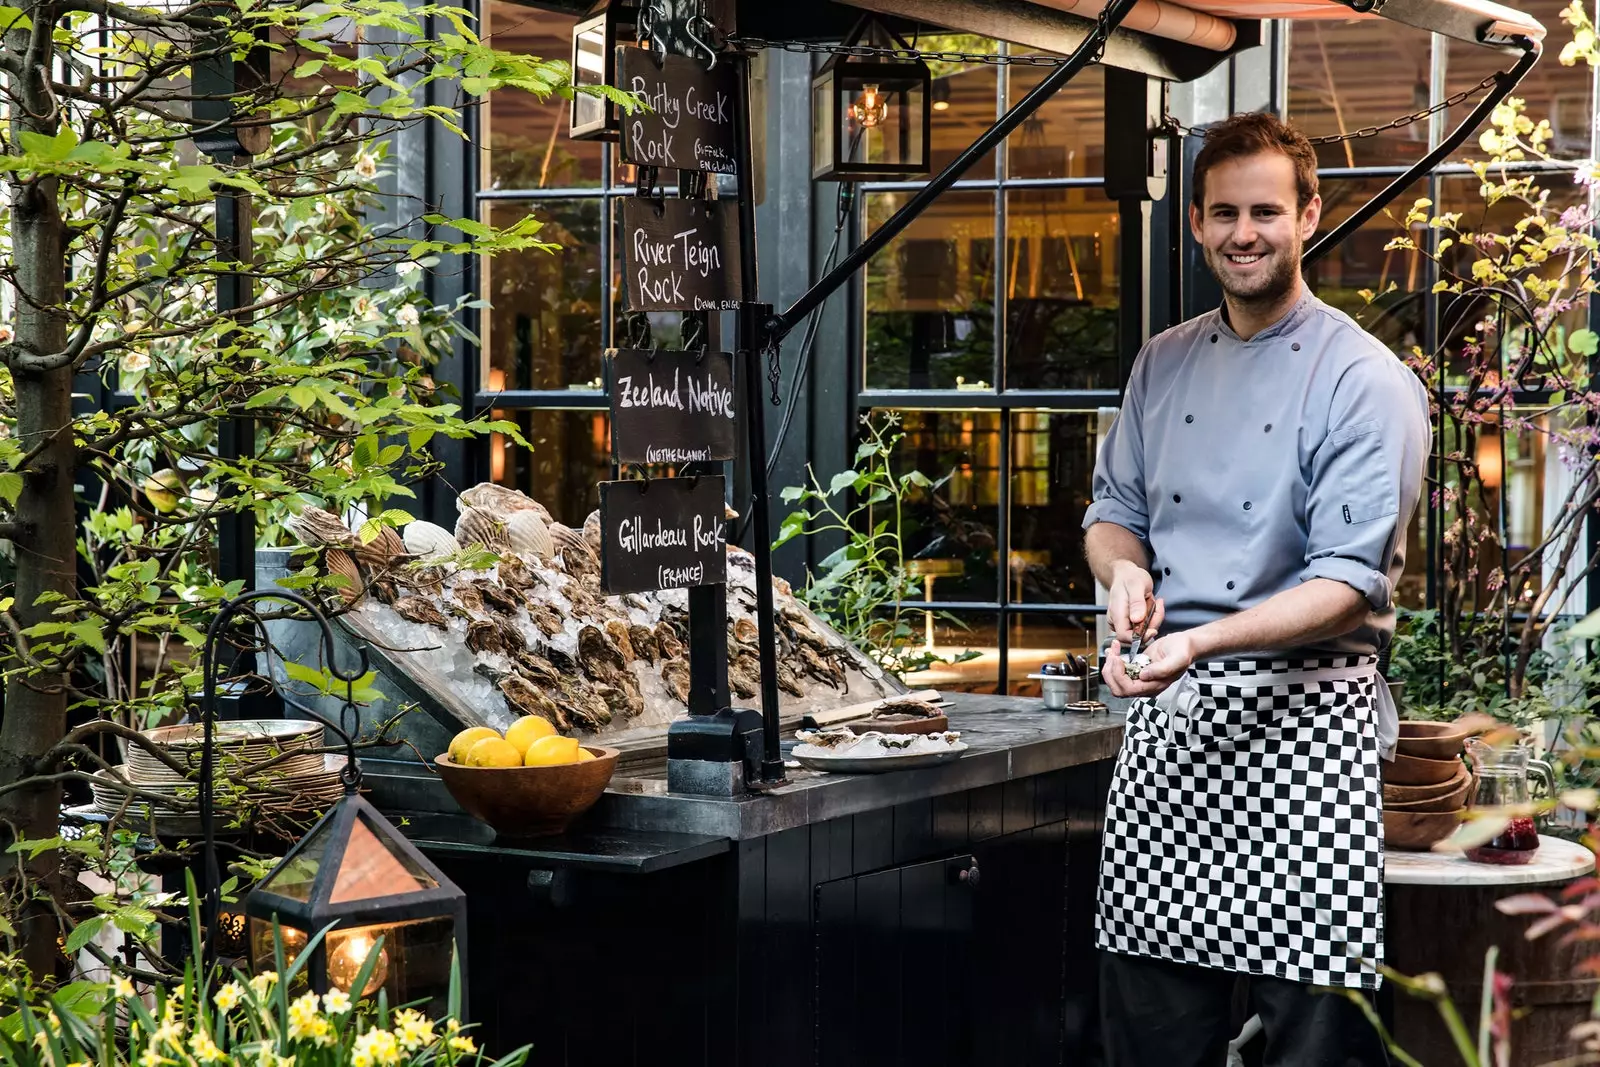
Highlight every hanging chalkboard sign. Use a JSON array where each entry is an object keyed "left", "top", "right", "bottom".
[
  {"left": 618, "top": 47, "right": 740, "bottom": 175},
  {"left": 622, "top": 198, "right": 743, "bottom": 312},
  {"left": 606, "top": 348, "right": 737, "bottom": 464},
  {"left": 600, "top": 476, "right": 728, "bottom": 594}
]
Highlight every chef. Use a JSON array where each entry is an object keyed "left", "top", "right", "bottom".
[{"left": 1083, "top": 111, "right": 1428, "bottom": 1065}]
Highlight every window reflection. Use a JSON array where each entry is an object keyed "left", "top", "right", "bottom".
[
  {"left": 489, "top": 413, "right": 609, "bottom": 527},
  {"left": 923, "top": 37, "right": 999, "bottom": 174},
  {"left": 481, "top": 3, "right": 603, "bottom": 189},
  {"left": 1286, "top": 17, "right": 1434, "bottom": 168},
  {"left": 1006, "top": 65, "right": 1104, "bottom": 178},
  {"left": 863, "top": 191, "right": 995, "bottom": 389},
  {"left": 899, "top": 613, "right": 999, "bottom": 694},
  {"left": 482, "top": 199, "right": 603, "bottom": 391},
  {"left": 1004, "top": 188, "right": 1120, "bottom": 389},
  {"left": 1305, "top": 178, "right": 1429, "bottom": 352},
  {"left": 1447, "top": 0, "right": 1591, "bottom": 161},
  {"left": 1009, "top": 410, "right": 1099, "bottom": 605},
  {"left": 1007, "top": 612, "right": 1100, "bottom": 697}
]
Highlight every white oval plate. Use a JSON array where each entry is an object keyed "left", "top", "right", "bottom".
[{"left": 791, "top": 742, "right": 967, "bottom": 775}]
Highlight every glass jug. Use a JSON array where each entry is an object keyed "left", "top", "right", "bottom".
[{"left": 1463, "top": 737, "right": 1553, "bottom": 864}]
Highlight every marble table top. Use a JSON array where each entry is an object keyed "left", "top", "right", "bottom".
[{"left": 1385, "top": 835, "right": 1595, "bottom": 887}]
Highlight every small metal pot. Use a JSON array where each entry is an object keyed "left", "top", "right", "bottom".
[{"left": 1029, "top": 672, "right": 1085, "bottom": 710}]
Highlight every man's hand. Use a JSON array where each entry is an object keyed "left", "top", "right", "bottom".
[
  {"left": 1103, "top": 632, "right": 1197, "bottom": 698},
  {"left": 1107, "top": 560, "right": 1164, "bottom": 644}
]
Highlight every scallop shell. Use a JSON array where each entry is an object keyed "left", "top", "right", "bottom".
[
  {"left": 287, "top": 506, "right": 355, "bottom": 548},
  {"left": 352, "top": 525, "right": 406, "bottom": 570},
  {"left": 506, "top": 511, "right": 554, "bottom": 559},
  {"left": 403, "top": 520, "right": 460, "bottom": 561},
  {"left": 323, "top": 548, "right": 363, "bottom": 602},
  {"left": 582, "top": 510, "right": 603, "bottom": 554},
  {"left": 455, "top": 507, "right": 510, "bottom": 553},
  {"left": 458, "top": 483, "right": 552, "bottom": 525}
]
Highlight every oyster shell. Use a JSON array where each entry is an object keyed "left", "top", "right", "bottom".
[
  {"left": 628, "top": 624, "right": 658, "bottom": 665},
  {"left": 372, "top": 577, "right": 399, "bottom": 605},
  {"left": 394, "top": 596, "right": 448, "bottom": 630},
  {"left": 527, "top": 603, "right": 565, "bottom": 637},
  {"left": 507, "top": 511, "right": 554, "bottom": 560},
  {"left": 595, "top": 675, "right": 644, "bottom": 719},
  {"left": 403, "top": 520, "right": 460, "bottom": 561},
  {"left": 577, "top": 624, "right": 627, "bottom": 680},
  {"left": 288, "top": 506, "right": 355, "bottom": 548},
  {"left": 500, "top": 674, "right": 565, "bottom": 730},
  {"left": 323, "top": 548, "right": 362, "bottom": 603},
  {"left": 514, "top": 652, "right": 562, "bottom": 689},
  {"left": 455, "top": 507, "right": 510, "bottom": 553},
  {"left": 497, "top": 555, "right": 537, "bottom": 592},
  {"left": 473, "top": 579, "right": 521, "bottom": 617},
  {"left": 603, "top": 619, "right": 635, "bottom": 662},
  {"left": 460, "top": 483, "right": 552, "bottom": 524},
  {"left": 465, "top": 619, "right": 506, "bottom": 656},
  {"left": 655, "top": 621, "right": 684, "bottom": 660},
  {"left": 454, "top": 583, "right": 484, "bottom": 615},
  {"left": 558, "top": 678, "right": 612, "bottom": 730},
  {"left": 660, "top": 658, "right": 690, "bottom": 704},
  {"left": 733, "top": 616, "right": 759, "bottom": 646},
  {"left": 729, "top": 664, "right": 758, "bottom": 699},
  {"left": 777, "top": 661, "right": 804, "bottom": 697}
]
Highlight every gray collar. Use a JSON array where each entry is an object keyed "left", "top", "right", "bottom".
[{"left": 1215, "top": 286, "right": 1318, "bottom": 344}]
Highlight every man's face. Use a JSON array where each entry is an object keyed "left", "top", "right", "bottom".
[{"left": 1188, "top": 152, "right": 1321, "bottom": 306}]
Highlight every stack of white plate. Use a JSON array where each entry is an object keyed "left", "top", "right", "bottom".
[{"left": 92, "top": 720, "right": 347, "bottom": 823}]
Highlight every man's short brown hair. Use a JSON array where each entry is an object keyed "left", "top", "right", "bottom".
[{"left": 1191, "top": 111, "right": 1319, "bottom": 212}]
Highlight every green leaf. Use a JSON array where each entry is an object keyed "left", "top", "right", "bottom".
[
  {"left": 63, "top": 915, "right": 108, "bottom": 955},
  {"left": 0, "top": 472, "right": 20, "bottom": 507},
  {"left": 0, "top": 7, "right": 34, "bottom": 31},
  {"left": 828, "top": 470, "right": 859, "bottom": 495},
  {"left": 1569, "top": 328, "right": 1598, "bottom": 357}
]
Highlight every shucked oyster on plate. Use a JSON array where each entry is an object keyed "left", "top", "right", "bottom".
[{"left": 793, "top": 729, "right": 965, "bottom": 758}]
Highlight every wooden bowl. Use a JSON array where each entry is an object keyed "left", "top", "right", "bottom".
[
  {"left": 1396, "top": 720, "right": 1472, "bottom": 761},
  {"left": 1384, "top": 773, "right": 1472, "bottom": 814},
  {"left": 1384, "top": 807, "right": 1464, "bottom": 851},
  {"left": 1384, "top": 752, "right": 1463, "bottom": 786},
  {"left": 1384, "top": 765, "right": 1470, "bottom": 805},
  {"left": 432, "top": 747, "right": 618, "bottom": 839}
]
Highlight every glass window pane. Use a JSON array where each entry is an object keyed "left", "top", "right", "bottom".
[
  {"left": 1006, "top": 64, "right": 1104, "bottom": 178},
  {"left": 1448, "top": 0, "right": 1591, "bottom": 160},
  {"left": 482, "top": 3, "right": 603, "bottom": 189},
  {"left": 1007, "top": 611, "right": 1100, "bottom": 697},
  {"left": 925, "top": 38, "right": 1000, "bottom": 174},
  {"left": 872, "top": 409, "right": 1000, "bottom": 603},
  {"left": 1304, "top": 177, "right": 1429, "bottom": 352},
  {"left": 1009, "top": 409, "right": 1099, "bottom": 605},
  {"left": 1286, "top": 18, "right": 1435, "bottom": 168},
  {"left": 1003, "top": 188, "right": 1120, "bottom": 389},
  {"left": 900, "top": 613, "right": 1000, "bottom": 694},
  {"left": 489, "top": 411, "right": 610, "bottom": 526},
  {"left": 863, "top": 191, "right": 995, "bottom": 389},
  {"left": 483, "top": 199, "right": 604, "bottom": 391}
]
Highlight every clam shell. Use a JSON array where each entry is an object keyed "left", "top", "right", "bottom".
[
  {"left": 287, "top": 506, "right": 355, "bottom": 548},
  {"left": 323, "top": 548, "right": 362, "bottom": 602},
  {"left": 506, "top": 511, "right": 554, "bottom": 559},
  {"left": 403, "top": 520, "right": 460, "bottom": 561},
  {"left": 352, "top": 525, "right": 406, "bottom": 570},
  {"left": 582, "top": 510, "right": 603, "bottom": 554},
  {"left": 455, "top": 507, "right": 510, "bottom": 553},
  {"left": 458, "top": 483, "right": 552, "bottom": 525}
]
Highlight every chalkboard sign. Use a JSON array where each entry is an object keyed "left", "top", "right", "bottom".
[
  {"left": 622, "top": 198, "right": 743, "bottom": 312},
  {"left": 606, "top": 348, "right": 737, "bottom": 464},
  {"left": 618, "top": 47, "right": 740, "bottom": 174},
  {"left": 600, "top": 476, "right": 728, "bottom": 595}
]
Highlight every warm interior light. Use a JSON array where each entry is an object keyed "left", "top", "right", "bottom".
[
  {"left": 851, "top": 83, "right": 889, "bottom": 128},
  {"left": 931, "top": 79, "right": 950, "bottom": 112},
  {"left": 488, "top": 368, "right": 506, "bottom": 482},
  {"left": 1476, "top": 426, "right": 1503, "bottom": 489},
  {"left": 327, "top": 928, "right": 391, "bottom": 997}
]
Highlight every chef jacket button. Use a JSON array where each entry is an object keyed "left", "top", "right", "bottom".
[
  {"left": 1210, "top": 334, "right": 1218, "bottom": 343},
  {"left": 1243, "top": 501, "right": 1252, "bottom": 510},
  {"left": 1185, "top": 414, "right": 1194, "bottom": 423},
  {"left": 1163, "top": 567, "right": 1171, "bottom": 576},
  {"left": 1173, "top": 494, "right": 1182, "bottom": 503},
  {"left": 1227, "top": 581, "right": 1236, "bottom": 590},
  {"left": 1264, "top": 423, "right": 1272, "bottom": 432},
  {"left": 1291, "top": 342, "right": 1301, "bottom": 351}
]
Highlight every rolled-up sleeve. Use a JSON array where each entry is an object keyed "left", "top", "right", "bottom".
[
  {"left": 1302, "top": 353, "right": 1429, "bottom": 610},
  {"left": 1082, "top": 347, "right": 1151, "bottom": 542}
]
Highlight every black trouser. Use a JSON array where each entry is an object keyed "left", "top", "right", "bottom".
[{"left": 1100, "top": 950, "right": 1389, "bottom": 1067}]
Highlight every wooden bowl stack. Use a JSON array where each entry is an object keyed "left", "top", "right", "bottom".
[{"left": 1383, "top": 721, "right": 1473, "bottom": 851}]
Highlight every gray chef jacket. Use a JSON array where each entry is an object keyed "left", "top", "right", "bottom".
[{"left": 1083, "top": 287, "right": 1430, "bottom": 666}]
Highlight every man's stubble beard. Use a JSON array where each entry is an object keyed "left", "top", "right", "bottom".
[{"left": 1204, "top": 239, "right": 1302, "bottom": 311}]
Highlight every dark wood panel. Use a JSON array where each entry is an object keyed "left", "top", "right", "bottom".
[
  {"left": 764, "top": 828, "right": 813, "bottom": 1067},
  {"left": 893, "top": 798, "right": 934, "bottom": 866},
  {"left": 856, "top": 868, "right": 903, "bottom": 1064},
  {"left": 853, "top": 805, "right": 894, "bottom": 874},
  {"left": 735, "top": 838, "right": 768, "bottom": 1067},
  {"left": 932, "top": 789, "right": 970, "bottom": 851},
  {"left": 1036, "top": 769, "right": 1068, "bottom": 827},
  {"left": 1002, "top": 776, "right": 1037, "bottom": 836},
  {"left": 816, "top": 877, "right": 858, "bottom": 1066},
  {"left": 969, "top": 783, "right": 1003, "bottom": 843}
]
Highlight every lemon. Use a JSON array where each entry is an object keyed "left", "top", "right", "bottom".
[
  {"left": 577, "top": 749, "right": 597, "bottom": 763},
  {"left": 524, "top": 735, "right": 582, "bottom": 767},
  {"left": 465, "top": 737, "right": 522, "bottom": 768},
  {"left": 504, "top": 715, "right": 557, "bottom": 755},
  {"left": 448, "top": 727, "right": 500, "bottom": 764}
]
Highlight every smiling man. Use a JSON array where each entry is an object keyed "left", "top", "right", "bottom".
[{"left": 1082, "top": 113, "right": 1428, "bottom": 1065}]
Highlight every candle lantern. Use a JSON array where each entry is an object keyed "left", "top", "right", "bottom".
[
  {"left": 811, "top": 16, "right": 931, "bottom": 181},
  {"left": 243, "top": 790, "right": 468, "bottom": 1012},
  {"left": 570, "top": 0, "right": 639, "bottom": 140}
]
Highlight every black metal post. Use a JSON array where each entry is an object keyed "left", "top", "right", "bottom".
[
  {"left": 215, "top": 183, "right": 254, "bottom": 588},
  {"left": 763, "top": 0, "right": 1140, "bottom": 344},
  {"left": 1303, "top": 39, "right": 1540, "bottom": 270}
]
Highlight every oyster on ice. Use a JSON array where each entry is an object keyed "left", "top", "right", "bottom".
[
  {"left": 603, "top": 619, "right": 635, "bottom": 662},
  {"left": 576, "top": 624, "right": 627, "bottom": 681},
  {"left": 393, "top": 596, "right": 449, "bottom": 630},
  {"left": 460, "top": 483, "right": 552, "bottom": 524},
  {"left": 628, "top": 624, "right": 659, "bottom": 664}
]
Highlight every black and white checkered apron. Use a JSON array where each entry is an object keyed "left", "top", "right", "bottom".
[{"left": 1096, "top": 656, "right": 1386, "bottom": 990}]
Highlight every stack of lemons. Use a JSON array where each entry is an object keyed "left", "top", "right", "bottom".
[{"left": 446, "top": 717, "right": 597, "bottom": 768}]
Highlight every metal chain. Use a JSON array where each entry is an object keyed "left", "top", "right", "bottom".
[{"left": 726, "top": 35, "right": 1498, "bottom": 147}]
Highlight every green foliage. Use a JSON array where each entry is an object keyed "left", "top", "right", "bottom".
[{"left": 778, "top": 414, "right": 978, "bottom": 678}]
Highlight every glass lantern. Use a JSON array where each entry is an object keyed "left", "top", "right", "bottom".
[
  {"left": 570, "top": 0, "right": 639, "bottom": 141},
  {"left": 811, "top": 16, "right": 931, "bottom": 182},
  {"left": 244, "top": 793, "right": 468, "bottom": 1016}
]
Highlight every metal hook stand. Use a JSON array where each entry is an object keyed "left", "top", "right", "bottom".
[{"left": 197, "top": 589, "right": 366, "bottom": 965}]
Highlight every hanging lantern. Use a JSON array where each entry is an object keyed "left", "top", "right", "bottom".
[
  {"left": 570, "top": 0, "right": 639, "bottom": 141},
  {"left": 811, "top": 16, "right": 931, "bottom": 181},
  {"left": 1476, "top": 421, "right": 1503, "bottom": 490},
  {"left": 244, "top": 790, "right": 468, "bottom": 1013}
]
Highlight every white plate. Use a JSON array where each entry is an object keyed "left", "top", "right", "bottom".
[{"left": 791, "top": 742, "right": 967, "bottom": 774}]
